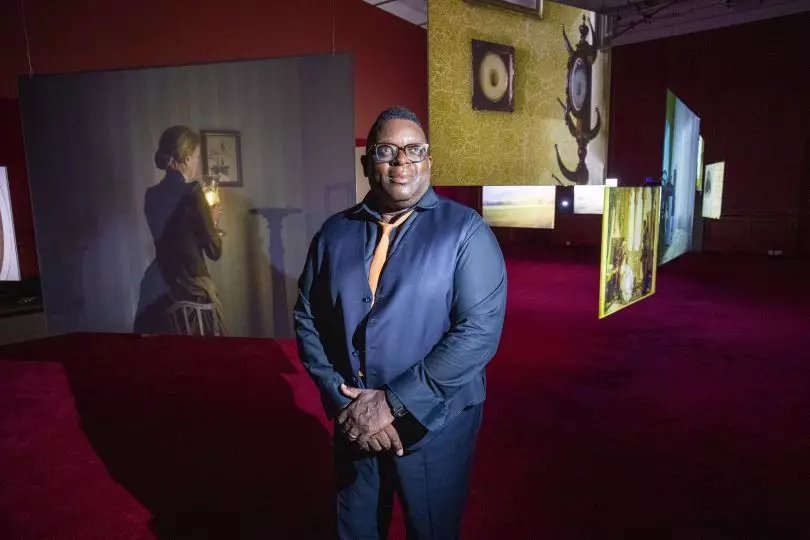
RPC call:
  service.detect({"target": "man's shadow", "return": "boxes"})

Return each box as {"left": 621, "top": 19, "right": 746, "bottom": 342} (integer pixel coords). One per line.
{"left": 5, "top": 333, "right": 335, "bottom": 538}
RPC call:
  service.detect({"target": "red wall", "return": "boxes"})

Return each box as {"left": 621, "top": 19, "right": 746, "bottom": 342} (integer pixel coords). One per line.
{"left": 609, "top": 12, "right": 810, "bottom": 254}
{"left": 0, "top": 0, "right": 428, "bottom": 277}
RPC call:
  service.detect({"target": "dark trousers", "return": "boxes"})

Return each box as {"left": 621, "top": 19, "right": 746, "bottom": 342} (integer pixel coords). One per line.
{"left": 334, "top": 403, "right": 483, "bottom": 540}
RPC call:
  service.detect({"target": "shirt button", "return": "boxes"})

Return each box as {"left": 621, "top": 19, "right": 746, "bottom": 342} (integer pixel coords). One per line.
{"left": 362, "top": 297, "right": 371, "bottom": 303}
{"left": 352, "top": 350, "right": 359, "bottom": 357}
{"left": 358, "top": 369, "right": 365, "bottom": 378}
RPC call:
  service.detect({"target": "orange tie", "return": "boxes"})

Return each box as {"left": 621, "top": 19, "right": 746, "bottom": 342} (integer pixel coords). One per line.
{"left": 368, "top": 210, "right": 414, "bottom": 305}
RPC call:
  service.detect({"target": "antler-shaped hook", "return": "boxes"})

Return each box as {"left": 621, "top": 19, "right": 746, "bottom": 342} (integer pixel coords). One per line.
{"left": 562, "top": 25, "right": 574, "bottom": 56}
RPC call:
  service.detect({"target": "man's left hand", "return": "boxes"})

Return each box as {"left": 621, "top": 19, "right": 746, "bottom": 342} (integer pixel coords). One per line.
{"left": 338, "top": 383, "right": 395, "bottom": 444}
{"left": 362, "top": 424, "right": 404, "bottom": 456}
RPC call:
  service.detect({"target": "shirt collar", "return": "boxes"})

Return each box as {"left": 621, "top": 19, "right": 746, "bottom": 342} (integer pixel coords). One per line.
{"left": 164, "top": 169, "right": 187, "bottom": 184}
{"left": 353, "top": 187, "right": 439, "bottom": 220}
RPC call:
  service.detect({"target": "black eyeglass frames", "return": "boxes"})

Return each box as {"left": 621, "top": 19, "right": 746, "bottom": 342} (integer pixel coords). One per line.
{"left": 367, "top": 143, "right": 430, "bottom": 164}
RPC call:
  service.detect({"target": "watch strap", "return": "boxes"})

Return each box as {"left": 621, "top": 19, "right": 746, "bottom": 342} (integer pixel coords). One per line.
{"left": 384, "top": 386, "right": 408, "bottom": 418}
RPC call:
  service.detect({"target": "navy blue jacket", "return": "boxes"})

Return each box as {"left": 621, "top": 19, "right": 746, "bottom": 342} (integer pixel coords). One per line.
{"left": 294, "top": 188, "right": 506, "bottom": 435}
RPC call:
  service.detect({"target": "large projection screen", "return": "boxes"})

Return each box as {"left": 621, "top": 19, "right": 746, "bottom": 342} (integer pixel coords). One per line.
{"left": 574, "top": 185, "right": 606, "bottom": 214}
{"left": 695, "top": 136, "right": 705, "bottom": 192}
{"left": 20, "top": 54, "right": 356, "bottom": 338}
{"left": 0, "top": 166, "right": 21, "bottom": 281}
{"left": 702, "top": 162, "right": 726, "bottom": 219}
{"left": 482, "top": 186, "right": 556, "bottom": 229}
{"left": 658, "top": 90, "right": 700, "bottom": 265}
{"left": 600, "top": 186, "right": 661, "bottom": 319}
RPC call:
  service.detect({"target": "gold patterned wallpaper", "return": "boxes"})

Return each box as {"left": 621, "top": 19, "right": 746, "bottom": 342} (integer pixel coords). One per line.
{"left": 428, "top": 0, "right": 611, "bottom": 186}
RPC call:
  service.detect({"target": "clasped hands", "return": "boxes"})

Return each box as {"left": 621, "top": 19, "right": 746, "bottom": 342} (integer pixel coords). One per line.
{"left": 338, "top": 383, "right": 404, "bottom": 456}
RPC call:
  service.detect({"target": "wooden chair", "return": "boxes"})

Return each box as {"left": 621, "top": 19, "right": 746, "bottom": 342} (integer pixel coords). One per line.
{"left": 167, "top": 300, "right": 220, "bottom": 336}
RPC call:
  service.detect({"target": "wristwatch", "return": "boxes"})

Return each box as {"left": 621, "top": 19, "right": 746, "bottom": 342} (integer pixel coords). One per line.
{"left": 384, "top": 386, "right": 409, "bottom": 419}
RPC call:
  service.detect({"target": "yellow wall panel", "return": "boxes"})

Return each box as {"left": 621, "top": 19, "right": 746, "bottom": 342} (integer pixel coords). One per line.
{"left": 429, "top": 0, "right": 610, "bottom": 186}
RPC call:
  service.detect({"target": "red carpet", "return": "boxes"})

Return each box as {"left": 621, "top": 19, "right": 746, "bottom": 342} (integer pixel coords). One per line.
{"left": 1, "top": 250, "right": 809, "bottom": 539}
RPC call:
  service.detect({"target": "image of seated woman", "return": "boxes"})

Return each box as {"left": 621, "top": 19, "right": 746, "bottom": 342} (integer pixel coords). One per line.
{"left": 135, "top": 125, "right": 227, "bottom": 336}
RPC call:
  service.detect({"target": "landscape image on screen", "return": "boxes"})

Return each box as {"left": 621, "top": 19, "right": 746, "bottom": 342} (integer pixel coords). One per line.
{"left": 482, "top": 186, "right": 556, "bottom": 229}
{"left": 659, "top": 90, "right": 700, "bottom": 265}
{"left": 599, "top": 186, "right": 661, "bottom": 319}
{"left": 574, "top": 185, "right": 606, "bottom": 214}
{"left": 0, "top": 167, "right": 21, "bottom": 281}
{"left": 702, "top": 162, "right": 726, "bottom": 219}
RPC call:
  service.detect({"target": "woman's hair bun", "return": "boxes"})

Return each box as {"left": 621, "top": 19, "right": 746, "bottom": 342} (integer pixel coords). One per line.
{"left": 154, "top": 150, "right": 171, "bottom": 170}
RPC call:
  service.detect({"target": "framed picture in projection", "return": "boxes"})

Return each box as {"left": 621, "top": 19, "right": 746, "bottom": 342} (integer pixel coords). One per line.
{"left": 201, "top": 130, "right": 243, "bottom": 187}
{"left": 472, "top": 39, "right": 515, "bottom": 113}
{"left": 464, "top": 0, "right": 543, "bottom": 18}
{"left": 599, "top": 186, "right": 661, "bottom": 319}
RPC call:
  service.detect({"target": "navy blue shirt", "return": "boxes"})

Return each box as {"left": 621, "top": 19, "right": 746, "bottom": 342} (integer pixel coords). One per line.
{"left": 293, "top": 187, "right": 506, "bottom": 435}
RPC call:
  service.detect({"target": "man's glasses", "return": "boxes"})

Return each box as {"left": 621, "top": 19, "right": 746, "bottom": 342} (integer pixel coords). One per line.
{"left": 368, "top": 143, "right": 430, "bottom": 164}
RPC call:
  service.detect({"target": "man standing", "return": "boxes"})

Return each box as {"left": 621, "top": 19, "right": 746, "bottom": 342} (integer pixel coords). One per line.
{"left": 294, "top": 106, "right": 507, "bottom": 539}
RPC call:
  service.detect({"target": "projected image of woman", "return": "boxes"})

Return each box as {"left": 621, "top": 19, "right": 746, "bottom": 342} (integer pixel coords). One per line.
{"left": 137, "top": 126, "right": 227, "bottom": 335}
